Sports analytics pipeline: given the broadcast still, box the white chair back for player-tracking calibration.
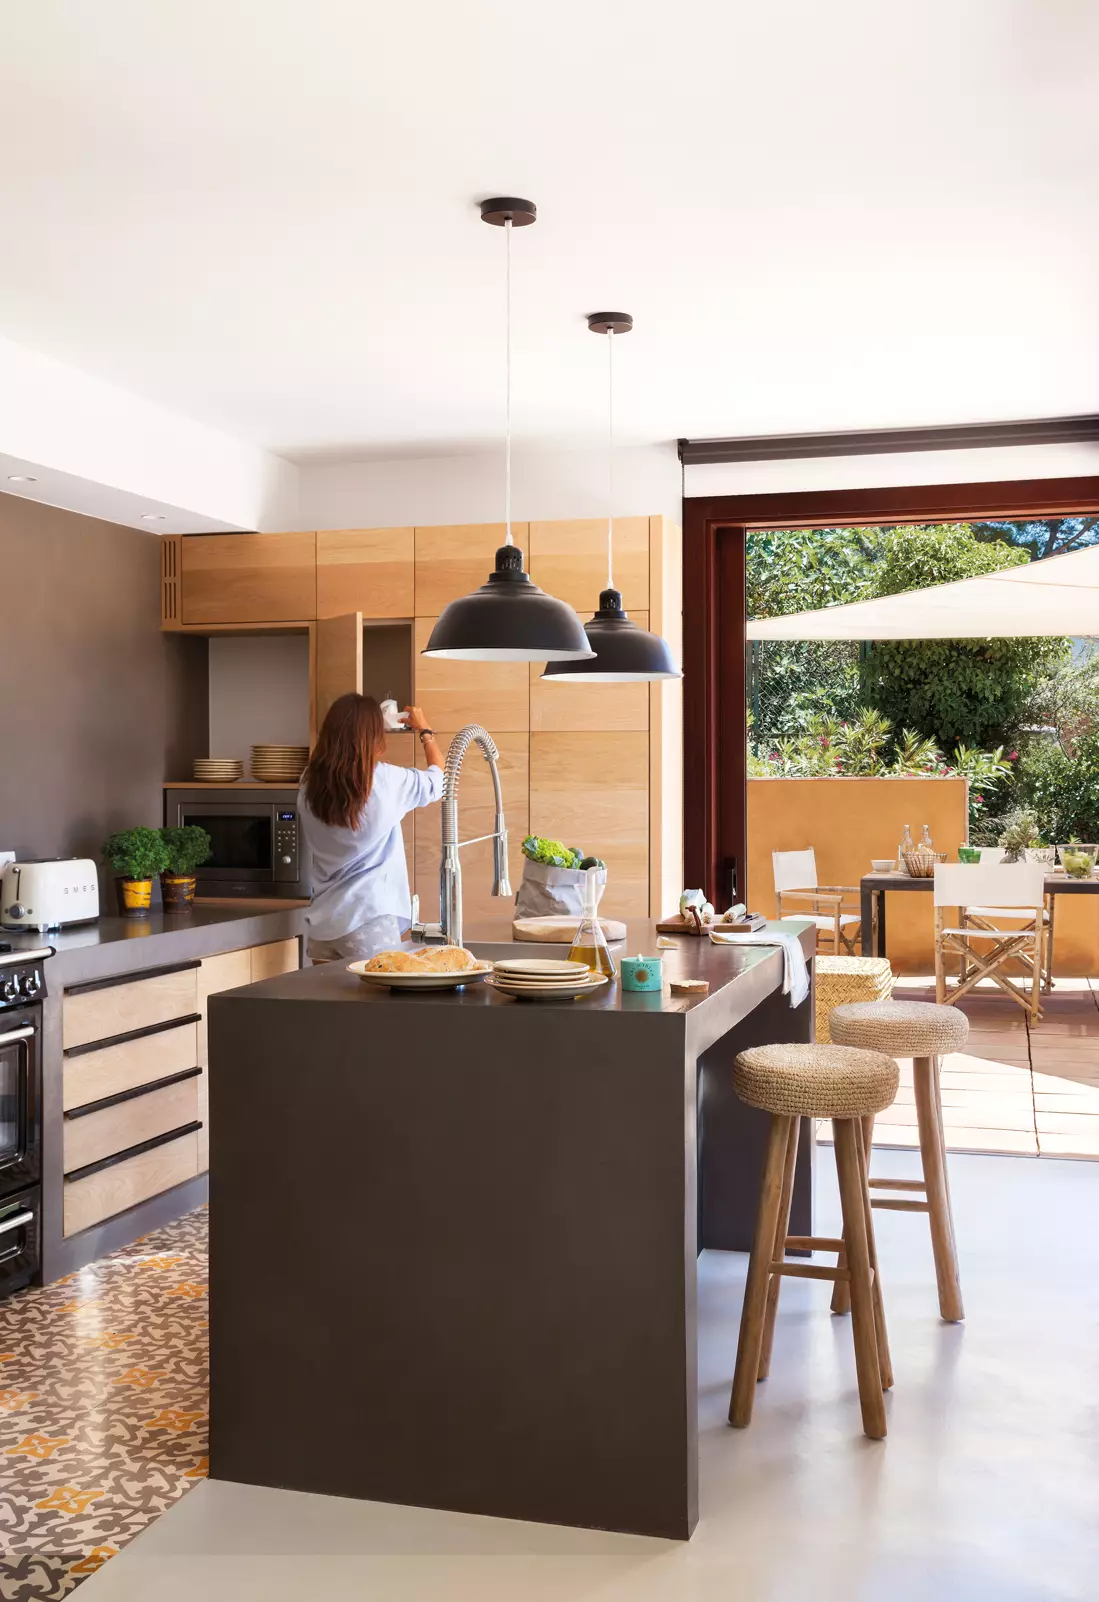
[934,862,1046,912]
[976,847,1007,864]
[773,848,818,895]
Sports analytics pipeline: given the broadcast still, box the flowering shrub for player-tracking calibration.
[748,710,1011,834]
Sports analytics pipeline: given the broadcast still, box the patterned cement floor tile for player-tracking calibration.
[0,1209,207,1600]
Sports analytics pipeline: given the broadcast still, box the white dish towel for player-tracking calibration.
[708,929,810,1009]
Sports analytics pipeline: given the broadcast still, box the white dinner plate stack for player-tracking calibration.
[488,957,610,1002]
[251,744,309,783]
[193,757,244,782]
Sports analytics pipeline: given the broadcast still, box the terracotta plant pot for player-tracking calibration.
[160,873,197,910]
[116,877,153,916]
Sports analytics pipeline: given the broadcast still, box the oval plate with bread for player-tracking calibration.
[348,946,493,991]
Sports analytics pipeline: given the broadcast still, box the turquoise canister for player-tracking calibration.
[620,954,664,993]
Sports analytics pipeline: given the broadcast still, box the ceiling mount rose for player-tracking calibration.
[587,312,633,336]
[479,197,537,228]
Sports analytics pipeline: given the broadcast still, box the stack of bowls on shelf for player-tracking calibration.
[193,757,244,782]
[487,957,609,1003]
[251,744,309,783]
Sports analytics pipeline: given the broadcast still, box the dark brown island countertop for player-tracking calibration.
[207,918,815,1543]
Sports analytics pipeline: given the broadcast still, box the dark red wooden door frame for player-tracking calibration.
[682,474,1099,909]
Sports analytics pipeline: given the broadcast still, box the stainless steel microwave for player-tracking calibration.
[166,788,310,899]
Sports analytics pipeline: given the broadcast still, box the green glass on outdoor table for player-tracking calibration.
[958,845,981,864]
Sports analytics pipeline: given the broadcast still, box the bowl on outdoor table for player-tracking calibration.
[1056,844,1099,879]
[871,858,896,872]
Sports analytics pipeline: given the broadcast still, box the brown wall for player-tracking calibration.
[0,495,207,907]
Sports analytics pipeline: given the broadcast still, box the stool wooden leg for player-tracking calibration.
[729,1114,793,1427]
[913,1055,964,1323]
[757,1117,801,1381]
[833,1119,887,1440]
[830,1113,875,1318]
[855,1116,892,1391]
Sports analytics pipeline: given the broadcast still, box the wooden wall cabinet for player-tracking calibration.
[163,515,682,922]
[180,532,317,624]
[317,528,414,618]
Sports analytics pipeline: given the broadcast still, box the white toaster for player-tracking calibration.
[1,858,100,931]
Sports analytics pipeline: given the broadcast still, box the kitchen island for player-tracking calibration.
[208,920,814,1540]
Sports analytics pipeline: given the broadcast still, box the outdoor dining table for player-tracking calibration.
[859,869,1099,982]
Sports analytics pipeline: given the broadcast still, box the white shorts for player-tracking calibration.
[307,914,409,964]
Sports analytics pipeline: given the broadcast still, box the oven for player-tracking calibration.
[0,1004,42,1195]
[167,788,310,899]
[0,946,49,1300]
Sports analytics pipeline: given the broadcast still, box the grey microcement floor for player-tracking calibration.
[81,1146,1099,1602]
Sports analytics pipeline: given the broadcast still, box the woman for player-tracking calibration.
[298,693,445,962]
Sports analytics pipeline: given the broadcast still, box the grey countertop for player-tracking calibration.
[4,901,307,985]
[217,918,815,1057]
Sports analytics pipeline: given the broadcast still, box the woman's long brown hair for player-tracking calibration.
[303,693,385,829]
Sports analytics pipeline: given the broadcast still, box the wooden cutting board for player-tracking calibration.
[512,916,628,944]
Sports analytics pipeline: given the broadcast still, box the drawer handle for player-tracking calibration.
[65,1013,202,1059]
[0,1025,35,1048]
[65,958,201,998]
[0,1210,34,1237]
[65,1120,202,1185]
[65,1065,201,1120]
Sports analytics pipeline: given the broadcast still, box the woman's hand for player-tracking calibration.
[401,705,430,733]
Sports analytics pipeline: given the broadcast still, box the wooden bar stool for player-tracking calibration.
[729,1042,900,1440]
[828,999,968,1323]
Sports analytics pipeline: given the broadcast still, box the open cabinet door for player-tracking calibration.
[313,612,363,740]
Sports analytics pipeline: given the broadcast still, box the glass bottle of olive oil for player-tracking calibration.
[568,867,617,978]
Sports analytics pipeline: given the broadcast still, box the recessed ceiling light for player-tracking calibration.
[141,513,166,521]
[7,474,37,482]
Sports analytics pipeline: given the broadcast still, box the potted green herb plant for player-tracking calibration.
[997,808,1041,865]
[159,825,212,910]
[102,827,171,916]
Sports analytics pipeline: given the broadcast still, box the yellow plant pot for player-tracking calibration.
[116,877,153,916]
[161,873,197,910]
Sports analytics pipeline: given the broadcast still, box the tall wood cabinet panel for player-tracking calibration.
[414,524,528,614]
[180,533,317,624]
[530,732,650,919]
[415,730,529,933]
[528,518,649,613]
[528,613,651,733]
[314,612,363,732]
[317,528,414,618]
[413,618,529,730]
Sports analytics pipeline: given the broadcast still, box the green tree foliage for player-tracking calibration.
[971,516,1099,561]
[1015,734,1099,844]
[746,527,882,743]
[859,524,1071,749]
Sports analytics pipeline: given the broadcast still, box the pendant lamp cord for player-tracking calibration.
[606,327,615,590]
[504,217,513,545]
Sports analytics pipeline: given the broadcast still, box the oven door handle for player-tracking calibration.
[0,1210,34,1236]
[0,1025,34,1047]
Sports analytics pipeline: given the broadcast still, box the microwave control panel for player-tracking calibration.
[274,810,300,882]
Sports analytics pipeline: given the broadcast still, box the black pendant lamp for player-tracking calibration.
[422,199,594,664]
[542,313,681,683]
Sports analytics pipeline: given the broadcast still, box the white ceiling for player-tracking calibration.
[2,0,1098,465]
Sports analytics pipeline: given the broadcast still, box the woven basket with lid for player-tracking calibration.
[815,955,894,1043]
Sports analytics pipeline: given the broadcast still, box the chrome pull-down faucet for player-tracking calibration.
[410,724,511,950]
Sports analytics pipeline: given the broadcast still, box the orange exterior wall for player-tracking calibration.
[747,776,1099,976]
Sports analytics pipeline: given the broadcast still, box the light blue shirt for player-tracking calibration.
[299,761,444,940]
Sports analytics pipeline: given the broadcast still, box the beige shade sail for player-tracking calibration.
[747,544,1099,641]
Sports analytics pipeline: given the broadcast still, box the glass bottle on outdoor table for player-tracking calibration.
[919,824,935,855]
[898,823,914,870]
[567,866,617,979]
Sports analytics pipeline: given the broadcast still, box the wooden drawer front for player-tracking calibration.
[251,938,300,983]
[529,518,649,613]
[198,948,254,1006]
[414,618,530,730]
[414,524,527,615]
[529,614,651,732]
[180,532,317,624]
[65,1130,199,1237]
[63,1021,198,1113]
[64,966,199,1052]
[317,528,414,618]
[65,1075,200,1175]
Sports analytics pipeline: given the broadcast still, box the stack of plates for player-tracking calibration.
[488,957,610,1003]
[193,757,244,782]
[251,744,309,783]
